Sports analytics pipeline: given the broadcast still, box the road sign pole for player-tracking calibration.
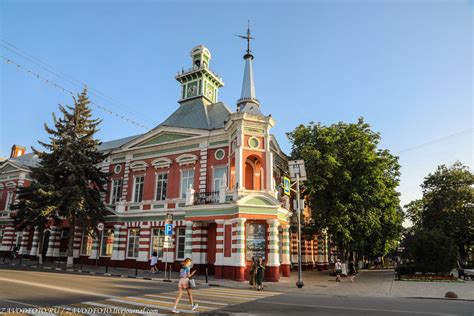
[296,173,304,288]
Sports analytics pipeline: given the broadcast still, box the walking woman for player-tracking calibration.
[172,258,198,314]
[256,257,265,291]
[249,257,257,288]
[335,258,342,282]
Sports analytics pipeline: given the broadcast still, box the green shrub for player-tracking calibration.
[412,230,458,274]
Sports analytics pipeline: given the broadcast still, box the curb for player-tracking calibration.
[0,262,208,286]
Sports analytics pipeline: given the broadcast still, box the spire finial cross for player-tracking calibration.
[236,20,254,58]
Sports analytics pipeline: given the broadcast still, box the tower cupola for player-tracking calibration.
[175,45,224,104]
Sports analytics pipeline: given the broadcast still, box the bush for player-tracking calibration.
[396,264,416,275]
[412,230,458,274]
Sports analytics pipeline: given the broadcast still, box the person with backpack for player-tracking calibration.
[172,258,198,314]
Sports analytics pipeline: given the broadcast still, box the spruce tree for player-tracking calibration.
[15,88,109,267]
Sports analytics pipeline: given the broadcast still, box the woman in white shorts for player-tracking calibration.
[172,258,198,313]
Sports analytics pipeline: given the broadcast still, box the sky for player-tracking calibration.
[1,0,472,217]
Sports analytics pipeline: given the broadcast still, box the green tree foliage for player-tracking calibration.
[287,118,403,259]
[405,162,474,260]
[12,181,59,265]
[15,88,109,267]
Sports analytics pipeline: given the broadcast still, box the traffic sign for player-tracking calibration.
[97,222,104,232]
[165,223,173,236]
[283,177,291,196]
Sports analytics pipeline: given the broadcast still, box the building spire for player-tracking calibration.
[236,21,261,113]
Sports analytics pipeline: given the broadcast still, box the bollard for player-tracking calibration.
[169,265,172,280]
[80,263,83,270]
[105,264,109,273]
[205,267,208,283]
[135,261,138,277]
[19,255,22,265]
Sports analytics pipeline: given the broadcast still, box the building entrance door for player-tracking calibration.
[207,223,216,274]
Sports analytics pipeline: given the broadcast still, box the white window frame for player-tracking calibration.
[127,228,140,258]
[150,228,164,260]
[133,176,145,203]
[81,230,93,256]
[155,172,168,201]
[212,165,227,192]
[175,227,186,260]
[15,232,22,248]
[110,178,123,204]
[180,169,194,198]
[100,229,114,257]
[4,191,13,211]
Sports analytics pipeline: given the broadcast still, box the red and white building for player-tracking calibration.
[0,44,329,281]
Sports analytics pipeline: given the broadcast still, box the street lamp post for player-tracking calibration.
[288,160,307,289]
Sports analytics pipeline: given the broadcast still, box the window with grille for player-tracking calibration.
[155,173,168,201]
[133,176,145,203]
[110,179,123,204]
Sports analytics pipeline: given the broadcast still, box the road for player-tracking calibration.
[0,268,473,315]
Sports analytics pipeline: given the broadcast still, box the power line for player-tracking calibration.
[1,55,150,130]
[0,39,159,126]
[394,128,473,154]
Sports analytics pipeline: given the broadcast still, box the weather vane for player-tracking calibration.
[236,20,254,58]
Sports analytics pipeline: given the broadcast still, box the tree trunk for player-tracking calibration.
[66,217,75,268]
[37,228,44,265]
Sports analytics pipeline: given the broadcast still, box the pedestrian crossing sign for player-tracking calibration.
[283,177,291,196]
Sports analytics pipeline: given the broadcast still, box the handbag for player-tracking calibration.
[188,278,196,288]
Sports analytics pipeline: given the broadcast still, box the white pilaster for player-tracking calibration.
[266,219,280,267]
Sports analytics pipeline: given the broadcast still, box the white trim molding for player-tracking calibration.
[176,154,198,166]
[151,157,172,169]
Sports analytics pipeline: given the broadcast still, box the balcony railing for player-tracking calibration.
[193,191,220,205]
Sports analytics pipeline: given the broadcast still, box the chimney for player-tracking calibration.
[10,145,26,158]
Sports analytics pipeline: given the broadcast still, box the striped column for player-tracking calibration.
[301,238,308,270]
[322,234,329,269]
[214,220,224,278]
[281,225,291,277]
[313,236,318,270]
[137,223,151,262]
[191,222,207,264]
[184,221,193,259]
[198,142,208,192]
[52,227,61,257]
[46,227,59,257]
[29,227,40,256]
[111,225,126,261]
[266,219,280,282]
[19,229,30,255]
[0,226,15,251]
[317,234,324,270]
[73,226,82,258]
[232,218,246,281]
[290,231,298,265]
[120,156,132,202]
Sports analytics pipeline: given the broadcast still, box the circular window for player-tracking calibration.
[215,149,225,161]
[248,137,260,149]
[114,164,122,174]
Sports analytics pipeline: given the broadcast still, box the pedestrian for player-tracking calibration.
[249,256,257,288]
[256,257,265,291]
[172,258,198,314]
[348,260,357,283]
[335,258,342,282]
[150,251,158,274]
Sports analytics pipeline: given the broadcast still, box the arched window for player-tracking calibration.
[100,229,114,257]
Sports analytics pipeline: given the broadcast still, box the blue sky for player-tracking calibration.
[1,0,472,212]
